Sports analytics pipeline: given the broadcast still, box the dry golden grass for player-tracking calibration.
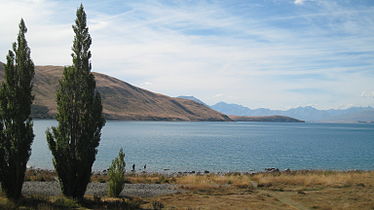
[176,174,253,190]
[145,171,374,209]
[25,169,56,182]
[127,173,174,184]
[143,192,294,210]
[173,170,374,191]
[252,170,374,187]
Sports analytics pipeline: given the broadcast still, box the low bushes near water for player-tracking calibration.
[93,173,175,184]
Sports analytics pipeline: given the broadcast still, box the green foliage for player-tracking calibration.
[108,148,126,197]
[0,19,35,200]
[53,197,80,208]
[46,4,105,200]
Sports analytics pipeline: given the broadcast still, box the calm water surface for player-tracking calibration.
[30,120,374,172]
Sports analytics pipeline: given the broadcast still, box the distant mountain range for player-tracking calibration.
[177,96,374,123]
[211,102,374,123]
[0,62,229,121]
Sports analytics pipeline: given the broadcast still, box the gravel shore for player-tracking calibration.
[16,182,180,198]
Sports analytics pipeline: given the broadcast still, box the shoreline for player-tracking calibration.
[32,118,374,124]
[28,166,373,172]
[25,168,374,183]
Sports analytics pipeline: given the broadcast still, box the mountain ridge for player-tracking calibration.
[177,96,208,106]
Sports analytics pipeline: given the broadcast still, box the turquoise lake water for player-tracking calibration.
[30,120,374,172]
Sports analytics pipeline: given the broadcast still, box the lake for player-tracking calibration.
[30,120,374,172]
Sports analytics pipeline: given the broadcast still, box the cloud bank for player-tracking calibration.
[0,0,373,109]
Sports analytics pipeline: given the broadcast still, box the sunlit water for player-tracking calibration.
[30,120,374,172]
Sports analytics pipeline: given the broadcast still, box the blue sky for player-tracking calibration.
[0,0,373,109]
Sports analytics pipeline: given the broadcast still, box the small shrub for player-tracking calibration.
[53,197,80,208]
[156,176,169,184]
[93,194,101,203]
[152,200,164,210]
[108,148,126,197]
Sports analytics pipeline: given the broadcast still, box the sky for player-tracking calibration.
[0,0,373,110]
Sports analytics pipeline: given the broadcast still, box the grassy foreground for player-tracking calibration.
[1,170,373,209]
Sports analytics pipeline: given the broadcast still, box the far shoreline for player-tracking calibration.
[32,118,374,124]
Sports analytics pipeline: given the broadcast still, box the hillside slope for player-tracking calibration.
[177,96,208,106]
[0,62,230,121]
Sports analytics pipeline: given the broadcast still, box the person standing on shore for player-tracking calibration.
[132,164,135,172]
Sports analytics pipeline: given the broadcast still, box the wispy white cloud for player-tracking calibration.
[361,91,374,98]
[294,0,305,5]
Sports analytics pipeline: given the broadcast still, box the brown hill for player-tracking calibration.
[0,62,230,121]
[230,115,304,122]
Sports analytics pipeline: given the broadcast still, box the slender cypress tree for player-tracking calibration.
[46,4,105,200]
[0,19,35,200]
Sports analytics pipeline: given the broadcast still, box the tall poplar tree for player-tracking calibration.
[0,19,35,200]
[46,4,105,200]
